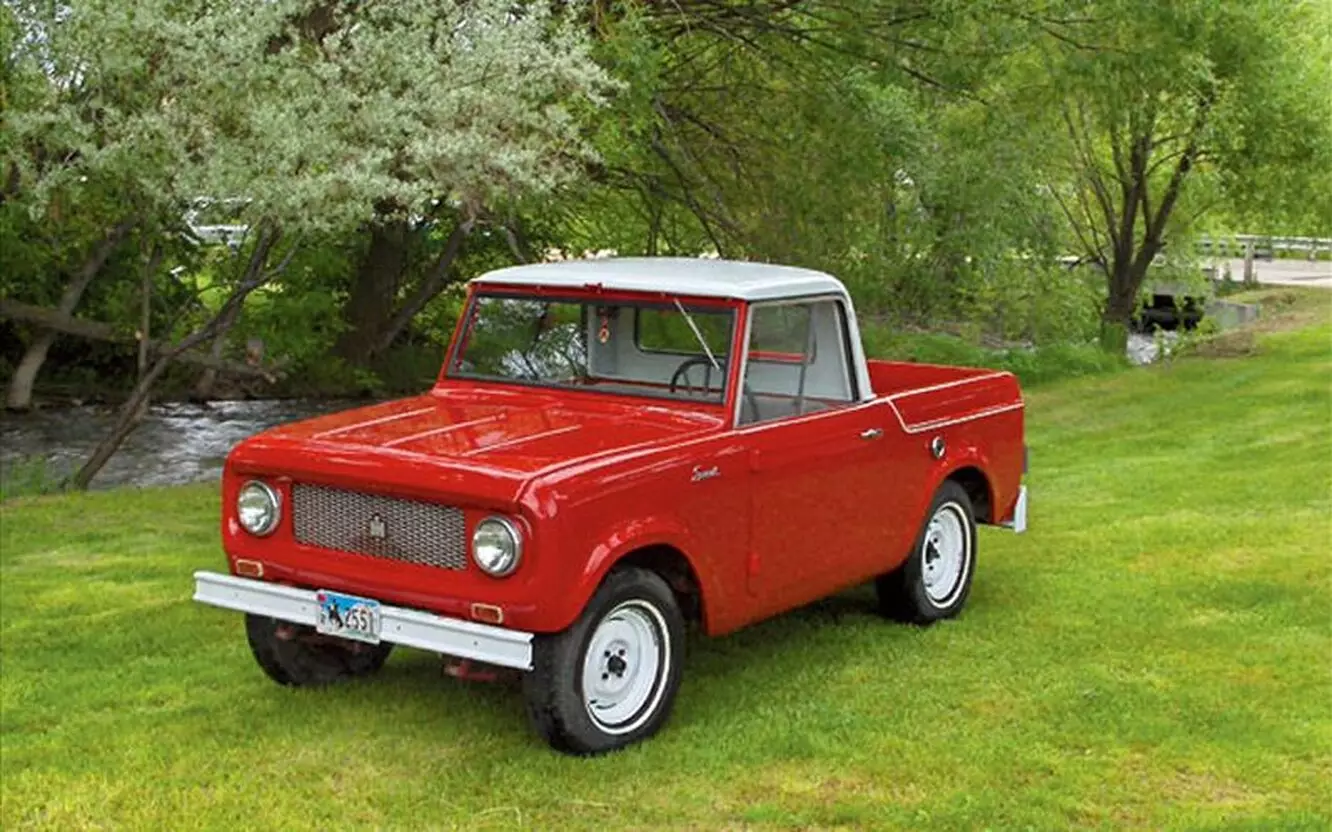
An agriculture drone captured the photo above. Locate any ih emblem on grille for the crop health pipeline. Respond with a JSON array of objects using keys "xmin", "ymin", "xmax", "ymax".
[{"xmin": 367, "ymin": 513, "xmax": 388, "ymax": 540}]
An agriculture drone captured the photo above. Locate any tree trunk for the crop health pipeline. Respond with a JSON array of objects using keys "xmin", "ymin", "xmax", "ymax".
[
  {"xmin": 137, "ymin": 245, "xmax": 161, "ymax": 379},
  {"xmin": 192, "ymin": 300, "xmax": 242, "ymax": 400},
  {"xmin": 370, "ymin": 218, "xmax": 473, "ymax": 356},
  {"xmin": 503, "ymin": 217, "xmax": 534, "ymax": 263},
  {"xmin": 1099, "ymin": 295, "xmax": 1133, "ymax": 352},
  {"xmin": 1100, "ymin": 256, "xmax": 1152, "ymax": 352},
  {"xmin": 335, "ymin": 219, "xmax": 411, "ymax": 366},
  {"xmin": 5, "ymin": 220, "xmax": 133, "ymax": 409},
  {"xmin": 5, "ymin": 330, "xmax": 59, "ymax": 410}
]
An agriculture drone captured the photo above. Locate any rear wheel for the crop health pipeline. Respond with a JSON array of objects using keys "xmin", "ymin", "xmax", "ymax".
[
  {"xmin": 877, "ymin": 480, "xmax": 977, "ymax": 624},
  {"xmin": 523, "ymin": 567, "xmax": 684, "ymax": 755},
  {"xmin": 245, "ymin": 614, "xmax": 393, "ymax": 687}
]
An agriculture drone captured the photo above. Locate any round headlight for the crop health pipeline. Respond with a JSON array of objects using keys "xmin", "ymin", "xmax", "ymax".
[
  {"xmin": 472, "ymin": 516, "xmax": 522, "ymax": 576},
  {"xmin": 237, "ymin": 480, "xmax": 281, "ymax": 536}
]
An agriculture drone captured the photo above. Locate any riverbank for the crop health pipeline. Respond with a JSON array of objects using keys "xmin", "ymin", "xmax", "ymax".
[{"xmin": 1, "ymin": 290, "xmax": 1329, "ymax": 828}]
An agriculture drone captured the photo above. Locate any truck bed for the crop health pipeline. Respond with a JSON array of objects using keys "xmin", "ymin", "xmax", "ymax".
[{"xmin": 866, "ymin": 359, "xmax": 1022, "ymax": 434}]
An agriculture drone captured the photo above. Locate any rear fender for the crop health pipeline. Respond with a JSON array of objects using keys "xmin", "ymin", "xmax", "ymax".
[{"xmin": 921, "ymin": 442, "xmax": 995, "ymax": 524}]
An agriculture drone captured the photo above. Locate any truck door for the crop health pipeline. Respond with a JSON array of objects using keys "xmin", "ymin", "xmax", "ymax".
[{"xmin": 736, "ymin": 299, "xmax": 893, "ymax": 615}]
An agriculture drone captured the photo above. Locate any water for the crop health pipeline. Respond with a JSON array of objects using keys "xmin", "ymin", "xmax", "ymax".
[
  {"xmin": 1126, "ymin": 331, "xmax": 1180, "ymax": 366},
  {"xmin": 0, "ymin": 399, "xmax": 361, "ymax": 490}
]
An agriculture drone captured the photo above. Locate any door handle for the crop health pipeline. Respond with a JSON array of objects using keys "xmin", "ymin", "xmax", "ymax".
[{"xmin": 860, "ymin": 428, "xmax": 884, "ymax": 440}]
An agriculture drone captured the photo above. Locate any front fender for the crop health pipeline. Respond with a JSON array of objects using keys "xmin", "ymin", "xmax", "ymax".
[
  {"xmin": 580, "ymin": 514, "xmax": 694, "ymax": 586},
  {"xmin": 534, "ymin": 513, "xmax": 713, "ymax": 634}
]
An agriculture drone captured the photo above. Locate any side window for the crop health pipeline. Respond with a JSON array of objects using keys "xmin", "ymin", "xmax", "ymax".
[{"xmin": 739, "ymin": 300, "xmax": 855, "ymax": 425}]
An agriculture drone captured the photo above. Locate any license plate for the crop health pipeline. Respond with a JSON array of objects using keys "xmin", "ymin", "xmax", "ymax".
[{"xmin": 315, "ymin": 589, "xmax": 381, "ymax": 644}]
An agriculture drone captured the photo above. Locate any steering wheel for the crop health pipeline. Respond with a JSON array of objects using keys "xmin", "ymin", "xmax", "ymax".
[
  {"xmin": 669, "ymin": 357, "xmax": 762, "ymax": 419},
  {"xmin": 669, "ymin": 356, "xmax": 715, "ymax": 397}
]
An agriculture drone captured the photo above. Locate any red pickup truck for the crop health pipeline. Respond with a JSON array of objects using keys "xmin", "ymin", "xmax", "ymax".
[{"xmin": 194, "ymin": 258, "xmax": 1027, "ymax": 754}]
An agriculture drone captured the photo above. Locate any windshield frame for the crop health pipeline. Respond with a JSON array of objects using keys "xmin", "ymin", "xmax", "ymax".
[{"xmin": 441, "ymin": 285, "xmax": 742, "ymax": 409}]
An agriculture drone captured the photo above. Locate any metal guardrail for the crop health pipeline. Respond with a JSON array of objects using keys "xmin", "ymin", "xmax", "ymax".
[
  {"xmin": 1195, "ymin": 234, "xmax": 1330, "ymax": 284},
  {"xmin": 1196, "ymin": 234, "xmax": 1332, "ymax": 260}
]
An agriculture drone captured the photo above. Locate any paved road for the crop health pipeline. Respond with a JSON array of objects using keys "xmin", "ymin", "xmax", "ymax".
[{"xmin": 1210, "ymin": 257, "xmax": 1332, "ymax": 289}]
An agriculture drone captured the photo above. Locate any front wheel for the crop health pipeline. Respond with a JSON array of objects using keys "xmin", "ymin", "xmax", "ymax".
[
  {"xmin": 523, "ymin": 568, "xmax": 684, "ymax": 755},
  {"xmin": 877, "ymin": 480, "xmax": 977, "ymax": 624}
]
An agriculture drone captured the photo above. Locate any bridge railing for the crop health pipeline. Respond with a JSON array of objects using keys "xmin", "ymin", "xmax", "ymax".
[
  {"xmin": 1196, "ymin": 234, "xmax": 1332, "ymax": 260},
  {"xmin": 1194, "ymin": 234, "xmax": 1331, "ymax": 285}
]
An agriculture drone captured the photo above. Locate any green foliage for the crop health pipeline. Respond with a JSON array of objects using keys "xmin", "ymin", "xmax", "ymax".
[
  {"xmin": 178, "ymin": 0, "xmax": 613, "ymax": 231},
  {"xmin": 2, "ymin": 0, "xmax": 613, "ymax": 398},
  {"xmin": 224, "ymin": 236, "xmax": 356, "ymax": 370},
  {"xmin": 4, "ymin": 0, "xmax": 1329, "ymax": 399},
  {"xmin": 1004, "ymin": 0, "xmax": 1332, "ymax": 326},
  {"xmin": 369, "ymin": 344, "xmax": 448, "ymax": 395},
  {"xmin": 860, "ymin": 319, "xmax": 1126, "ymax": 388},
  {"xmin": 637, "ymin": 305, "xmax": 732, "ymax": 356},
  {"xmin": 565, "ymin": 3, "xmax": 1091, "ymax": 343}
]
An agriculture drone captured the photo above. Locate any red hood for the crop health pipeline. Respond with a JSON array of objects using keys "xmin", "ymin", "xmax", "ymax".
[{"xmin": 228, "ymin": 387, "xmax": 723, "ymax": 506}]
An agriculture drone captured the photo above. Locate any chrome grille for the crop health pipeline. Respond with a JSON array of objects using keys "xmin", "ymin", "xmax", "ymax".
[{"xmin": 291, "ymin": 483, "xmax": 467, "ymax": 570}]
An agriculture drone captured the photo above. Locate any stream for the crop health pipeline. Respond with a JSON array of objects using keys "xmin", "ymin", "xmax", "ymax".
[
  {"xmin": 1126, "ymin": 331, "xmax": 1179, "ymax": 366},
  {"xmin": 0, "ymin": 399, "xmax": 361, "ymax": 490}
]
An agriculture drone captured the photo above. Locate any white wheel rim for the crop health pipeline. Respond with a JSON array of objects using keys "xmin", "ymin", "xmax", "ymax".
[
  {"xmin": 581, "ymin": 600, "xmax": 671, "ymax": 735},
  {"xmin": 921, "ymin": 502, "xmax": 971, "ymax": 607}
]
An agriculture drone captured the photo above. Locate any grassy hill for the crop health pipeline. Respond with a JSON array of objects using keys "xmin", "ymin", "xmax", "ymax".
[{"xmin": 2, "ymin": 290, "xmax": 1329, "ymax": 829}]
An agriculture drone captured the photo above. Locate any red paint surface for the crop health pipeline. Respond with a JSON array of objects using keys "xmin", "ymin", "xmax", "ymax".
[{"xmin": 221, "ymin": 285, "xmax": 1025, "ymax": 636}]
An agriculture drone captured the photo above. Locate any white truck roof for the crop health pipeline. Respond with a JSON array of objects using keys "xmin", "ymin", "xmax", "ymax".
[{"xmin": 472, "ymin": 257, "xmax": 847, "ymax": 302}]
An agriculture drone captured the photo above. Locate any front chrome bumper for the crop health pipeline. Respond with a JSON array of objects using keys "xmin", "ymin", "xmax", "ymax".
[{"xmin": 193, "ymin": 571, "xmax": 534, "ymax": 670}]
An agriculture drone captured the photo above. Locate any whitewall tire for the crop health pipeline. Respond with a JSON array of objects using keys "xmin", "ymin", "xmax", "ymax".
[
  {"xmin": 523, "ymin": 567, "xmax": 684, "ymax": 754},
  {"xmin": 877, "ymin": 480, "xmax": 978, "ymax": 624}
]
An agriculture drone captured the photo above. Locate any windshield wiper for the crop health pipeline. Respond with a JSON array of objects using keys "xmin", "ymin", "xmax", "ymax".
[{"xmin": 673, "ymin": 298, "xmax": 721, "ymax": 372}]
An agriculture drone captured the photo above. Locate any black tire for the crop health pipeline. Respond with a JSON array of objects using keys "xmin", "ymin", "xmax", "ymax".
[
  {"xmin": 245, "ymin": 614, "xmax": 393, "ymax": 687},
  {"xmin": 523, "ymin": 567, "xmax": 685, "ymax": 755},
  {"xmin": 877, "ymin": 480, "xmax": 977, "ymax": 625}
]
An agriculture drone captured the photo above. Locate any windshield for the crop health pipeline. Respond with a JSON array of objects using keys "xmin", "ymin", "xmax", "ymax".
[{"xmin": 447, "ymin": 292, "xmax": 735, "ymax": 404}]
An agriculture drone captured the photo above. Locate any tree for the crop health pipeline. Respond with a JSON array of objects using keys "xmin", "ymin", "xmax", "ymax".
[
  {"xmin": 2, "ymin": 0, "xmax": 612, "ymax": 396},
  {"xmin": 240, "ymin": 0, "xmax": 614, "ymax": 366},
  {"xmin": 1019, "ymin": 0, "xmax": 1332, "ymax": 346},
  {"xmin": 68, "ymin": 225, "xmax": 295, "ymax": 489},
  {"xmin": 0, "ymin": 1, "xmax": 178, "ymax": 408},
  {"xmin": 565, "ymin": 2, "xmax": 1072, "ymax": 339},
  {"xmin": 1, "ymin": 0, "xmax": 612, "ymax": 485}
]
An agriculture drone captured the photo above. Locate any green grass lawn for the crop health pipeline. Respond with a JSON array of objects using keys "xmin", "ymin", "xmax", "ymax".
[{"xmin": 3, "ymin": 295, "xmax": 1330, "ymax": 829}]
